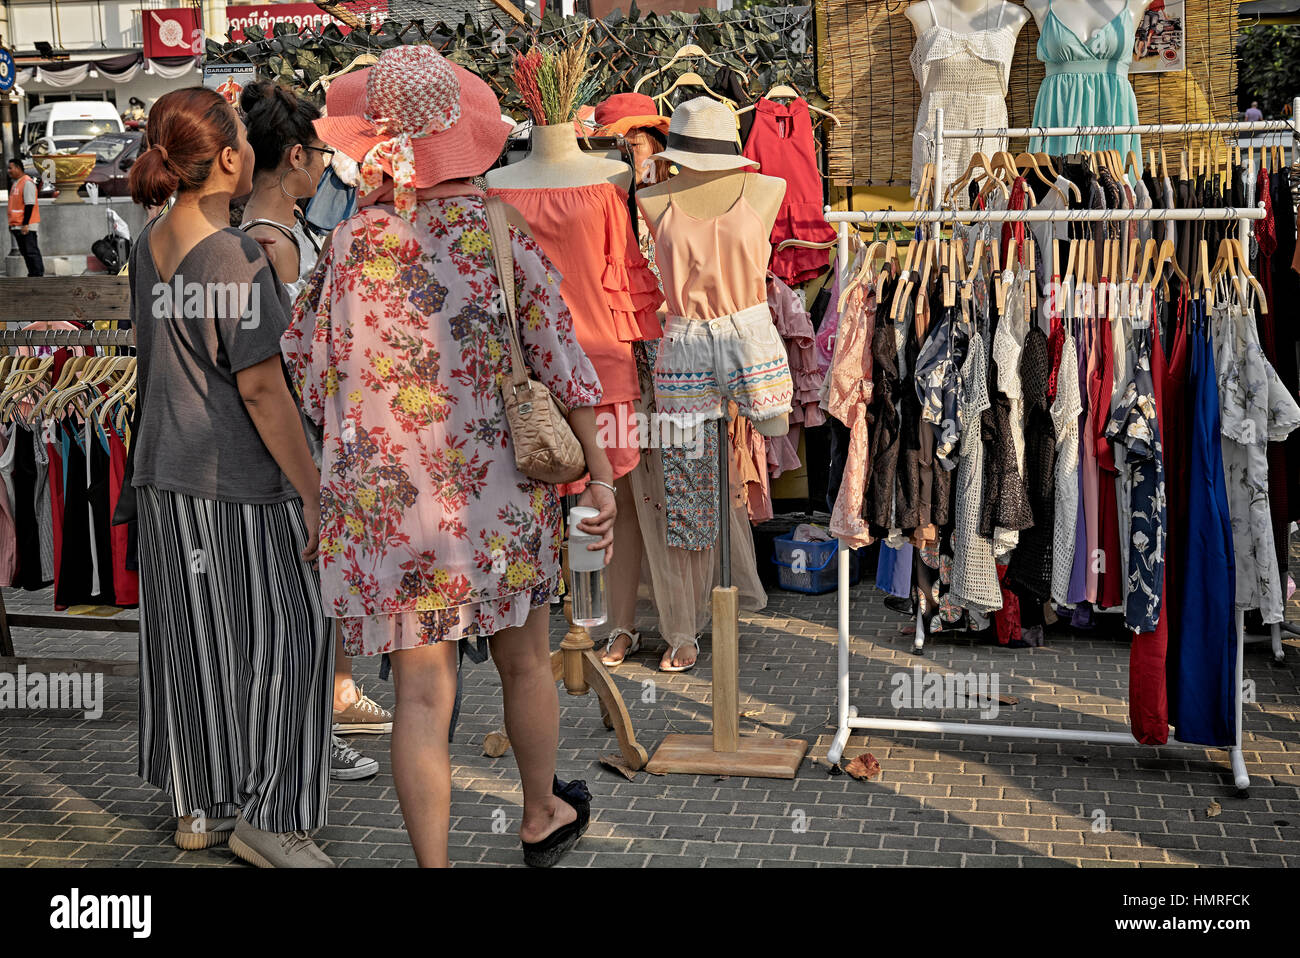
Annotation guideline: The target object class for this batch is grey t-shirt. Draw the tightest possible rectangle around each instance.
[130,223,298,504]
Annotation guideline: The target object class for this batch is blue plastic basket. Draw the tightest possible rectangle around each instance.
[771,535,861,595]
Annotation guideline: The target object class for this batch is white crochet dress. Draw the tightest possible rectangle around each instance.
[909,0,1018,200]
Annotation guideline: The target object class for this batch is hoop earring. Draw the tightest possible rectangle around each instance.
[280,165,316,201]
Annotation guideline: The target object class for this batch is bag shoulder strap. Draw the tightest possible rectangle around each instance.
[484,197,530,390]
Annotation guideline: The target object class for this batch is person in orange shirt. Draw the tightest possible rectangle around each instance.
[7,158,44,276]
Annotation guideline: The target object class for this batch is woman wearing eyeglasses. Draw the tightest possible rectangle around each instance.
[238,81,334,297]
[238,80,395,784]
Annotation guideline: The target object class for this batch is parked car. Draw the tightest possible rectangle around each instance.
[78,131,144,198]
[20,102,126,156]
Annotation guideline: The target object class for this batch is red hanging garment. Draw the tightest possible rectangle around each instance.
[1129,298,1169,744]
[1093,285,1124,609]
[106,421,138,607]
[742,98,835,285]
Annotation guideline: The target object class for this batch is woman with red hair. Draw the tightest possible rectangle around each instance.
[125,87,335,868]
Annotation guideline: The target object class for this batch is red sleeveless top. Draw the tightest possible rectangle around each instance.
[741,98,834,285]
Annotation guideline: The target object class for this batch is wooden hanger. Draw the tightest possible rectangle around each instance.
[736,83,841,126]
[967,236,985,287]
[892,224,922,321]
[945,152,1008,205]
[1198,238,1214,306]
[777,238,838,253]
[914,162,934,211]
[941,237,956,308]
[1126,237,1141,283]
[634,44,729,93]
[654,72,737,112]
[1227,236,1268,312]
[1016,152,1070,204]
[1125,150,1142,186]
[997,238,1017,314]
[916,230,936,316]
[1135,238,1157,287]
[975,164,1012,205]
[1026,236,1037,313]
[308,54,379,94]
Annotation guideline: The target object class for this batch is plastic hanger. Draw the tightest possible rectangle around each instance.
[0,357,53,422]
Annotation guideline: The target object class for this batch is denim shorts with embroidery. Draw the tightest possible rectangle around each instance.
[652,303,794,426]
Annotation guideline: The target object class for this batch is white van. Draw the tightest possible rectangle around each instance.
[20,102,125,156]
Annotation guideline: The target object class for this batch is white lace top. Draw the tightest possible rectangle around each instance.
[991,271,1029,557]
[949,289,1002,613]
[909,0,1018,199]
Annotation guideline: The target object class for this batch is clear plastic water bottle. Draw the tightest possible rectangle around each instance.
[568,505,607,628]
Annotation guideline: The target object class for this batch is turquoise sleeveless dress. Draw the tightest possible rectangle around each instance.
[1028,0,1141,158]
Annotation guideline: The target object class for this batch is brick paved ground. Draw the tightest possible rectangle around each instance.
[1,575,1298,868]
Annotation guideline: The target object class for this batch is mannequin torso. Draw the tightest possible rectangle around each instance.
[486,123,632,191]
[637,168,784,237]
[1023,0,1153,46]
[638,169,790,438]
[906,0,1029,36]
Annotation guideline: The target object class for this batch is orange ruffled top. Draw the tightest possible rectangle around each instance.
[487,182,663,405]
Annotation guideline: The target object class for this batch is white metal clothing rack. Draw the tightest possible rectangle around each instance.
[821,107,1300,795]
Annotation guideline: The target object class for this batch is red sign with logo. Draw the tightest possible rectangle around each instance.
[144,7,204,59]
[225,2,388,42]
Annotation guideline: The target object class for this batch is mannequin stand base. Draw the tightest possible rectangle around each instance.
[644,585,807,778]
[480,625,649,772]
[645,733,808,778]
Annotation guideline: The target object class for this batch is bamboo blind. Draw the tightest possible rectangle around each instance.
[819,0,1239,187]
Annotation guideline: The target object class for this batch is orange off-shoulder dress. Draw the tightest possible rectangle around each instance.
[488,181,663,495]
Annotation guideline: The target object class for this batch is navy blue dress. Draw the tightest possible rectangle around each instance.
[1174,298,1237,747]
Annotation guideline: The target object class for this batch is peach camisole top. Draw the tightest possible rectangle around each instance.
[653,173,771,322]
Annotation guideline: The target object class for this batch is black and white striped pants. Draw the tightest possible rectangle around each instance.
[136,485,332,832]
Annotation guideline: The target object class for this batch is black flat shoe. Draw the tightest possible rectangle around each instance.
[522,777,591,868]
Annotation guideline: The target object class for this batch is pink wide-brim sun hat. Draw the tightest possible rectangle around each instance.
[313,48,512,189]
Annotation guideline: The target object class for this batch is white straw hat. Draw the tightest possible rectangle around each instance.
[647,96,759,172]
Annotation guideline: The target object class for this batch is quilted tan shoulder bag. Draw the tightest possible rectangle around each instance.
[485,197,587,484]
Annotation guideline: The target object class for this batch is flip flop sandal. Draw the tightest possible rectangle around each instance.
[600,628,641,667]
[659,635,699,673]
[522,777,591,868]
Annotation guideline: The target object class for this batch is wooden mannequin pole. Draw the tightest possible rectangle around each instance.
[646,416,807,778]
[712,425,740,753]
